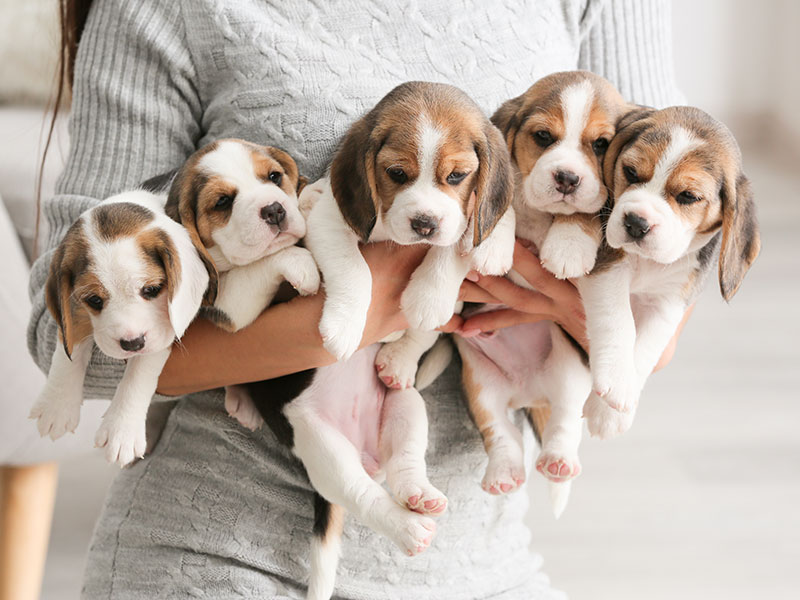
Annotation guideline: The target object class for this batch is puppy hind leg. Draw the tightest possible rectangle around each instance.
[287,409,436,557]
[460,356,525,495]
[380,388,447,515]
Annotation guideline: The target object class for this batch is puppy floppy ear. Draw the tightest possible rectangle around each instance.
[165,165,219,305]
[330,118,380,243]
[146,227,208,339]
[472,123,514,245]
[718,171,760,301]
[45,221,92,359]
[490,94,525,150]
[602,107,656,193]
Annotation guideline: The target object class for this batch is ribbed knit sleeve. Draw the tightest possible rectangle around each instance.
[27,0,202,399]
[579,0,685,108]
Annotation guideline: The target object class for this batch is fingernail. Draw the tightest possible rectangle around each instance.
[466,271,480,282]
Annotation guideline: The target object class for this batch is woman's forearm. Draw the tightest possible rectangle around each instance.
[157,294,335,396]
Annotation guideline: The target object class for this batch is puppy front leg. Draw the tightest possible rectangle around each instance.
[402,245,470,331]
[381,387,447,515]
[375,329,440,390]
[632,298,687,390]
[94,347,170,466]
[306,191,373,360]
[578,265,639,412]
[30,337,93,439]
[539,213,602,279]
[286,407,437,556]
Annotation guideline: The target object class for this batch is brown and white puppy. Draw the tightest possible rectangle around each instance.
[30,191,212,465]
[452,72,629,516]
[306,81,516,362]
[492,70,630,277]
[579,105,760,438]
[165,138,318,428]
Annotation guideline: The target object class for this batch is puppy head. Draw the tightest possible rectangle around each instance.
[603,106,760,299]
[330,81,512,246]
[47,195,207,360]
[492,71,627,215]
[166,139,307,272]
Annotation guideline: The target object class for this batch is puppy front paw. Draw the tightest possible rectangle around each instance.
[375,343,418,390]
[29,393,82,440]
[279,247,321,296]
[94,412,147,467]
[319,303,366,360]
[386,510,437,557]
[539,234,597,279]
[470,238,514,276]
[583,393,635,439]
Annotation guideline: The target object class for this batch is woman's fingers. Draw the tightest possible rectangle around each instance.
[459,308,546,336]
[458,280,501,304]
[510,242,579,305]
[469,273,557,316]
[438,314,464,333]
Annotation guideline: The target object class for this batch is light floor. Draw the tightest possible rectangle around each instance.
[42,157,800,600]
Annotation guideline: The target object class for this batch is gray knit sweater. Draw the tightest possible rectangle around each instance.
[28,1,681,598]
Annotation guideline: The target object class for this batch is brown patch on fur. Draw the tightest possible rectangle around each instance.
[527,405,551,444]
[331,81,512,244]
[323,503,346,544]
[46,218,95,357]
[461,358,498,452]
[92,202,154,240]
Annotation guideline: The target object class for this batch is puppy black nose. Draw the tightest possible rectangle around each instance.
[624,212,651,240]
[554,170,581,194]
[119,335,145,352]
[410,215,439,238]
[261,202,286,225]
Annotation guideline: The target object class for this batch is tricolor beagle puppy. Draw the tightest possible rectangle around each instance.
[305,81,516,362]
[579,105,760,438]
[453,71,630,515]
[164,138,318,430]
[234,83,516,600]
[29,190,212,466]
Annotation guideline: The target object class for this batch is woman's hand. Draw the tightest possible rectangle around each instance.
[453,241,589,349]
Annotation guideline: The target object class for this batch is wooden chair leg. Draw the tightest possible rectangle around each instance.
[0,463,59,600]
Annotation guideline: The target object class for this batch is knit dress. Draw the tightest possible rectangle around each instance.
[27,1,682,598]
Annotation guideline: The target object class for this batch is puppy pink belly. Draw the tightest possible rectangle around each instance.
[461,321,552,386]
[311,345,385,476]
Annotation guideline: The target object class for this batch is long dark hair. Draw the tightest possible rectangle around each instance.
[35,0,93,256]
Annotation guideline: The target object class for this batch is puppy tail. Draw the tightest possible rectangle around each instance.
[548,480,572,520]
[307,496,345,600]
[415,336,453,392]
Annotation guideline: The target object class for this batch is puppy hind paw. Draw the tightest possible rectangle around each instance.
[536,451,581,482]
[481,458,526,495]
[224,386,264,431]
[375,344,418,390]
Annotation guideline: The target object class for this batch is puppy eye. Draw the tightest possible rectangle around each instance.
[215,194,234,210]
[446,171,468,185]
[85,295,104,311]
[592,138,609,156]
[268,171,283,185]
[533,130,555,148]
[623,165,639,184]
[676,191,701,205]
[387,167,408,184]
[141,284,163,300]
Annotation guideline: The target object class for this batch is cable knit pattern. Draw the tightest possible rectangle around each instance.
[25,1,681,598]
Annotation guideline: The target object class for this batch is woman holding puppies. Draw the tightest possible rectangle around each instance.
[30,0,685,597]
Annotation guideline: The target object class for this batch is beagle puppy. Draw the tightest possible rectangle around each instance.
[305,81,516,362]
[164,138,318,430]
[453,71,629,516]
[29,190,212,466]
[579,105,760,438]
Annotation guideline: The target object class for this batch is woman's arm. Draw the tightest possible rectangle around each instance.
[27,1,202,398]
[157,242,430,396]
